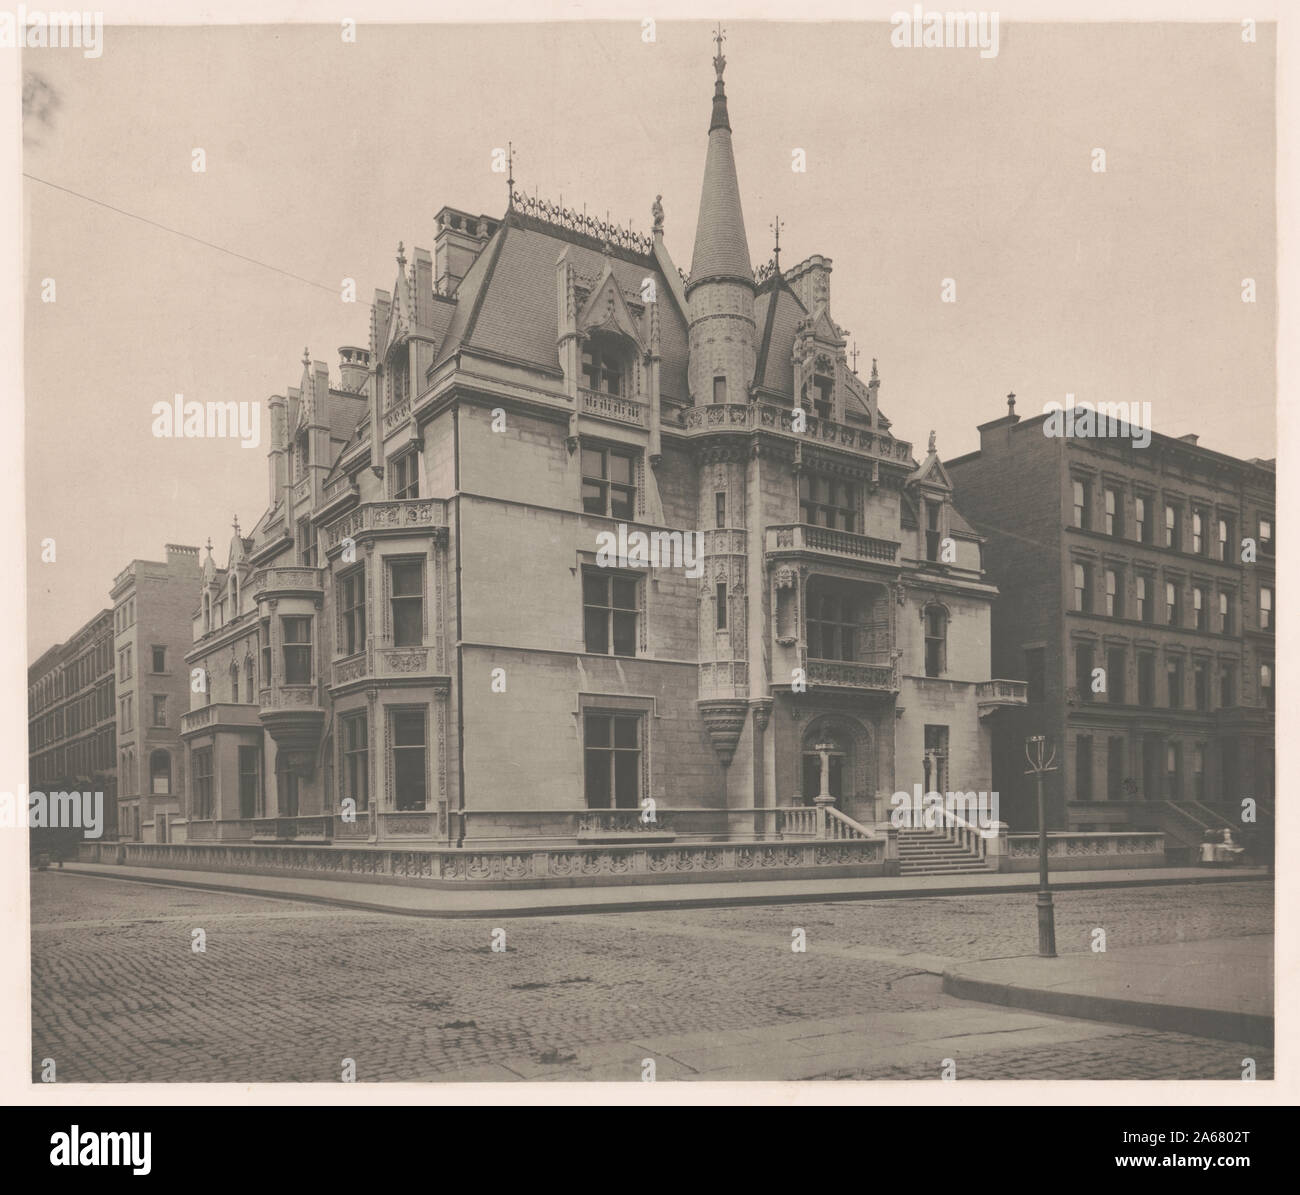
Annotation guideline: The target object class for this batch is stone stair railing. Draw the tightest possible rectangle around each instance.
[824,806,875,840]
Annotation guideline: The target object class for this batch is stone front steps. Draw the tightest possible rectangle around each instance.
[897,828,992,876]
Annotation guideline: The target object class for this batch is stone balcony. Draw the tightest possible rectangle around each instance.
[976,678,1029,717]
[766,523,900,567]
[323,498,447,556]
[180,702,263,738]
[682,401,913,463]
[248,565,325,601]
[805,657,899,693]
[579,386,648,428]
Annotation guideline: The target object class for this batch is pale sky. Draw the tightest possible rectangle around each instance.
[24,20,1276,658]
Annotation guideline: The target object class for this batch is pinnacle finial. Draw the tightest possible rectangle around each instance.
[302,346,310,367]
[396,240,406,266]
[205,537,213,554]
[652,193,664,233]
[928,429,937,455]
[232,514,240,538]
[771,214,784,270]
[713,21,726,78]
[850,342,861,374]
[1007,390,1017,415]
[506,140,515,209]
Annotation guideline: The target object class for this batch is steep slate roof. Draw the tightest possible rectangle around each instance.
[435,213,691,402]
[688,64,753,288]
[752,281,807,396]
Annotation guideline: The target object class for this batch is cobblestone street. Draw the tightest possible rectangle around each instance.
[30,873,1273,1083]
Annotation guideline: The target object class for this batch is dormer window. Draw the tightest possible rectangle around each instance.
[387,350,409,410]
[582,333,629,396]
[813,374,833,420]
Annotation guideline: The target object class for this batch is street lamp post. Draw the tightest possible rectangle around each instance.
[1025,735,1058,958]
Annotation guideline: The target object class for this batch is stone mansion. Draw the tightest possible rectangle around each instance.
[176,44,1025,852]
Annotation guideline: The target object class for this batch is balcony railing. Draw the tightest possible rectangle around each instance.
[805,658,898,692]
[767,523,899,564]
[683,402,913,462]
[324,498,446,552]
[248,565,324,598]
[976,679,1029,716]
[180,703,264,736]
[579,387,647,427]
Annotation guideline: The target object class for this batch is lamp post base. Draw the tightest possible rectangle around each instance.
[1036,890,1057,958]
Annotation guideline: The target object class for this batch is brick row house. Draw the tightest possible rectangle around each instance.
[947,399,1275,849]
[27,609,117,843]
[174,45,1023,850]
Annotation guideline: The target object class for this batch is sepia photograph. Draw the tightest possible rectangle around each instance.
[4,0,1292,1143]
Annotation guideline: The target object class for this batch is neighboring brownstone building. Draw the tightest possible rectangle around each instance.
[947,398,1275,850]
[111,545,204,841]
[27,608,117,842]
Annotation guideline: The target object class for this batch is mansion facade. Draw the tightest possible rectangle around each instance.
[176,46,1024,850]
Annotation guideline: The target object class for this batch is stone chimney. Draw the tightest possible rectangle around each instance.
[338,346,370,393]
[784,255,832,315]
[435,207,495,296]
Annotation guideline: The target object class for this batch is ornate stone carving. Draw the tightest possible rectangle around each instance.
[698,698,748,767]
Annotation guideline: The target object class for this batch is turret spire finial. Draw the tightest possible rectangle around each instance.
[713,21,726,79]
[771,214,784,271]
[506,140,515,209]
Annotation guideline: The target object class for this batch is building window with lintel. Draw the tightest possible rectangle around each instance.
[583,712,641,810]
[581,445,636,519]
[390,707,428,812]
[583,568,638,657]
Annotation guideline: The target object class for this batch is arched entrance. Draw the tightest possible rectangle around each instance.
[798,715,876,818]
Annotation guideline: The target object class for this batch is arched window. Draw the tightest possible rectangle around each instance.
[923,605,948,677]
[230,573,240,614]
[150,750,171,795]
[229,661,240,703]
[244,657,255,704]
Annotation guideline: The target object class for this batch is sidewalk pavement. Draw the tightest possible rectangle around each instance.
[54,859,1270,919]
[943,934,1273,1047]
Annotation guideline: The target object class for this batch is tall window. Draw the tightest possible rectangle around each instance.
[150,750,170,795]
[1076,735,1093,801]
[389,560,424,647]
[1259,586,1273,632]
[1164,503,1178,549]
[582,336,626,395]
[812,374,833,420]
[1194,660,1210,711]
[238,746,262,819]
[1137,653,1155,708]
[584,713,640,810]
[715,492,726,528]
[1165,581,1179,626]
[1220,664,1235,708]
[1107,737,1125,800]
[297,517,315,567]
[1072,563,1091,612]
[341,711,369,811]
[391,452,419,500]
[1193,586,1206,631]
[1192,509,1206,555]
[1075,643,1094,702]
[1165,743,1181,800]
[1105,488,1121,537]
[800,474,858,532]
[1218,516,1231,561]
[1136,574,1152,623]
[1072,479,1090,529]
[715,582,728,630]
[1258,516,1273,553]
[152,646,167,673]
[281,616,313,685]
[1219,591,1233,634]
[229,661,239,703]
[1105,569,1121,617]
[1135,496,1148,544]
[583,569,637,657]
[260,618,271,687]
[1167,657,1183,709]
[713,376,727,404]
[807,579,864,662]
[339,568,367,655]
[1260,662,1274,710]
[1107,647,1125,704]
[581,446,635,519]
[192,748,213,819]
[925,501,942,562]
[244,657,254,703]
[151,695,167,727]
[391,709,427,811]
[924,607,947,677]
